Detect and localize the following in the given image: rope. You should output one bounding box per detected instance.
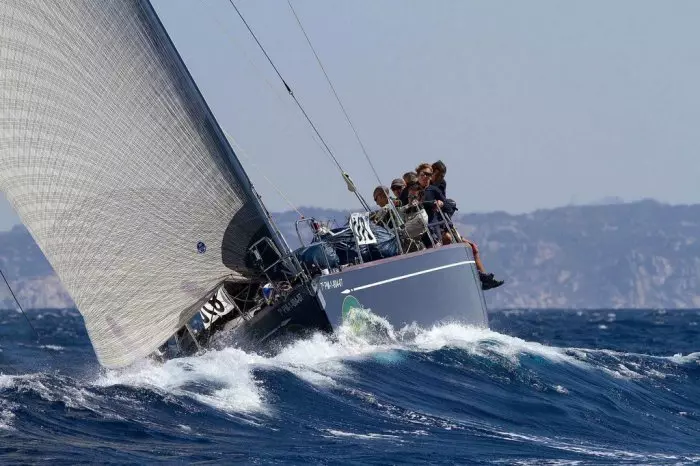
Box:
[200,0,344,218]
[0,267,42,346]
[224,0,371,212]
[1,266,64,370]
[286,0,383,187]
[201,2,333,168]
[285,0,404,225]
[202,1,291,109]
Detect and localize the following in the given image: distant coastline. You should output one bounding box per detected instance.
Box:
[3,199,700,310]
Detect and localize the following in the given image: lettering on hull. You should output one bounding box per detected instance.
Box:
[277,293,304,316]
[320,278,343,291]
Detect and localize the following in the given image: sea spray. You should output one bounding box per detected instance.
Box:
[3,308,700,464]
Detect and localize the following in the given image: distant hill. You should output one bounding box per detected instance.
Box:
[450,200,700,309]
[0,225,73,309]
[2,200,700,310]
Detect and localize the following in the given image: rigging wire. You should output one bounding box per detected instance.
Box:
[286,0,383,188]
[0,266,43,347]
[203,0,334,165]
[286,1,404,226]
[197,2,313,218]
[201,1,295,112]
[224,0,371,212]
[2,265,63,370]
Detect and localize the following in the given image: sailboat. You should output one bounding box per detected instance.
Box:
[0,0,490,369]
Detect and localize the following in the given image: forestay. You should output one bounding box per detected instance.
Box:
[0,0,275,367]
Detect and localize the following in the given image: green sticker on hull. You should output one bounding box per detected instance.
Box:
[342,295,362,321]
[340,295,392,342]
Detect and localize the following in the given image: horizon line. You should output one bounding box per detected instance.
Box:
[1,196,693,233]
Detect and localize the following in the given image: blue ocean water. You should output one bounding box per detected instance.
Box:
[1,308,699,465]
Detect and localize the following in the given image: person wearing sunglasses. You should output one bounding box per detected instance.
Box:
[417,162,504,290]
[415,162,449,224]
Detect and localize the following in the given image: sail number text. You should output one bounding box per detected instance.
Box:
[320,279,343,291]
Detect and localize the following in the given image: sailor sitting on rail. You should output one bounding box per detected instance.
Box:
[425,160,504,290]
[400,181,431,249]
[371,185,398,229]
[426,160,457,244]
[373,185,401,209]
[399,171,418,206]
[395,162,503,290]
[390,178,406,202]
[369,184,424,252]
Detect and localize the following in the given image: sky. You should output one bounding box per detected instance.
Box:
[2,0,699,231]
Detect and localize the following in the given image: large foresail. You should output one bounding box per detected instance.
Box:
[0,0,278,368]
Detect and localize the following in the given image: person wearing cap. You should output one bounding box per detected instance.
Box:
[390,178,405,202]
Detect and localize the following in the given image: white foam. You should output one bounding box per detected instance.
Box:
[95,347,268,415]
[494,430,681,461]
[91,309,684,417]
[602,363,644,380]
[2,373,122,419]
[39,345,65,351]
[669,352,700,364]
[409,323,584,367]
[385,429,428,436]
[323,429,400,441]
[0,374,15,390]
[0,407,15,431]
[505,460,582,466]
[0,380,18,431]
[547,345,699,380]
[92,310,409,416]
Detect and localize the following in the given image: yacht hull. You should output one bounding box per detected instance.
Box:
[207,243,489,353]
[318,243,489,330]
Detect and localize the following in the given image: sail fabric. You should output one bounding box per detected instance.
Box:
[0,0,273,368]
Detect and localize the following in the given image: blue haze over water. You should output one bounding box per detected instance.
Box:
[1,308,699,464]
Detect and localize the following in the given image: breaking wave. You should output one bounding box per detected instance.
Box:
[2,308,700,464]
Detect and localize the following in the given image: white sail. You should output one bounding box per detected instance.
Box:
[0,0,275,367]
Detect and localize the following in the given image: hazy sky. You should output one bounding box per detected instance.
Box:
[2,0,699,231]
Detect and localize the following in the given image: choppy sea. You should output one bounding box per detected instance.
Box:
[1,307,699,465]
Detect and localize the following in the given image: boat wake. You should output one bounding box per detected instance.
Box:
[98,310,700,415]
[2,309,700,464]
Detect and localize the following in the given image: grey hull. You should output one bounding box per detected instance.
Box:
[316,243,489,330]
[194,244,488,358]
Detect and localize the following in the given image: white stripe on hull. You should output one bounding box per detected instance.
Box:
[340,260,475,294]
